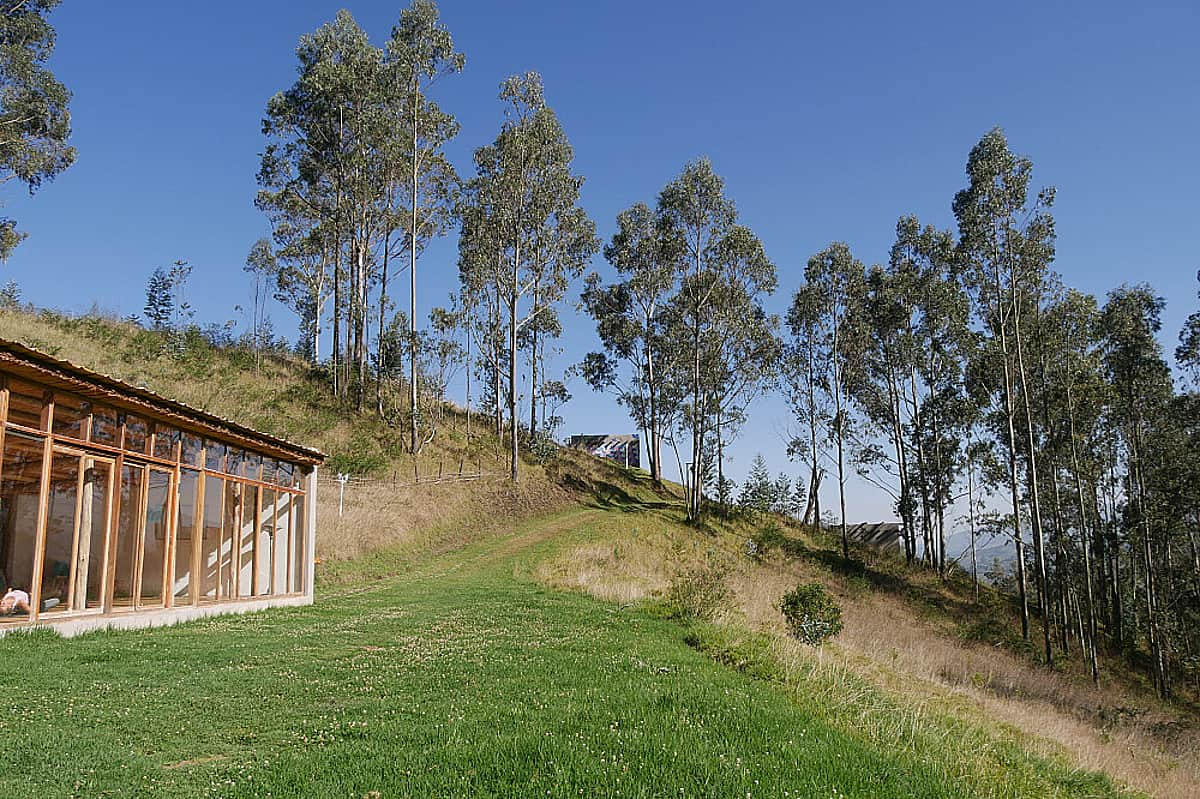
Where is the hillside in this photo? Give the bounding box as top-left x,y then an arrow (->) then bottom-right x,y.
1,307 -> 1198,797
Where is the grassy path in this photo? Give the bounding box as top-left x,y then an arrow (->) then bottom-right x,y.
0,506 -> 1133,797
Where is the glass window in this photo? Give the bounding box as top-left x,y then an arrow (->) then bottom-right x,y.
244,453 -> 262,482
201,475 -> 228,601
258,487 -> 275,596
204,440 -> 227,473
41,452 -> 111,614
261,458 -> 278,486
172,469 -> 198,603
153,424 -> 180,462
278,461 -> 294,488
140,469 -> 170,607
52,393 -> 89,440
226,448 -> 246,478
291,491 -> 306,595
124,415 -> 149,456
181,433 -> 202,467
0,431 -> 45,618
6,379 -> 46,430
239,484 -> 258,598
269,489 -> 290,594
113,464 -> 144,608
90,405 -> 119,447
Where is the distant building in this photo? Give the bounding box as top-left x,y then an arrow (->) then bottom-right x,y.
569,434 -> 640,469
845,522 -> 904,551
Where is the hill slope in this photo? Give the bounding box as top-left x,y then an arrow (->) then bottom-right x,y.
1,307 -> 1197,797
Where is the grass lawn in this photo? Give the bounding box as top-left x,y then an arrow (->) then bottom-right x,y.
0,507 -> 1135,798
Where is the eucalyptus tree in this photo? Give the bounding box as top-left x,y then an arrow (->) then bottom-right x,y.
383,0 -> 463,451
1175,269 -> 1200,384
462,72 -> 597,482
704,226 -> 780,515
791,242 -> 866,559
954,128 -> 1056,660
1042,288 -> 1107,683
580,201 -> 681,484
259,9 -> 388,399
243,238 -> 277,372
1100,284 -> 1174,697
657,158 -> 739,521
0,0 -> 75,260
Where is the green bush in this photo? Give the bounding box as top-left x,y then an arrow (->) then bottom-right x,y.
662,562 -> 730,622
779,582 -> 843,646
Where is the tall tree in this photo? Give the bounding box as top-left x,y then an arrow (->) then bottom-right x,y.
955,127 -> 1056,660
461,72 -> 597,481
384,0 -> 463,449
0,0 -> 75,260
790,242 -> 866,559
657,158 -> 737,522
1100,284 -> 1173,697
581,201 -> 681,485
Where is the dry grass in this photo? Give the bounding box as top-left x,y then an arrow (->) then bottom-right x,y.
314,463 -> 573,569
533,512 -> 1200,799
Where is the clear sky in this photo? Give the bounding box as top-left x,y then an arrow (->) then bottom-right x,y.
3,1 -> 1198,523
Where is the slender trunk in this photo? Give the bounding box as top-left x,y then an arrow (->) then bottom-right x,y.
646,339 -> 661,485
465,302 -> 472,441
1002,347 -> 1030,640
968,452 -> 979,600
1014,314 -> 1052,665
409,98 -> 421,454
529,290 -> 539,438
376,234 -> 391,419
1068,394 -> 1100,684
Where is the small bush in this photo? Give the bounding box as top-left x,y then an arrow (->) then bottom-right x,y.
662,562 -> 730,622
779,582 -> 843,646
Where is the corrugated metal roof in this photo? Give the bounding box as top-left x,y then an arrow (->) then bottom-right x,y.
0,337 -> 325,463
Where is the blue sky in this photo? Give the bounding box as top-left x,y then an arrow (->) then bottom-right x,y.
3,1 -> 1198,522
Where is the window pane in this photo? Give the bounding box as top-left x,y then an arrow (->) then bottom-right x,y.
269,489 -> 290,594
245,453 -> 262,481
278,461 -> 294,489
40,452 -> 78,614
23,449 -> 112,614
52,393 -> 89,440
201,476 -> 229,601
204,440 -> 227,473
261,458 -> 278,486
140,470 -> 170,607
258,487 -> 275,596
239,484 -> 257,598
291,491 -> 306,595
152,424 -> 180,461
113,465 -> 144,608
124,415 -> 149,456
0,431 -> 44,619
226,448 -> 245,478
181,433 -> 202,467
90,405 -> 119,446
172,469 -> 198,602
7,379 -> 46,430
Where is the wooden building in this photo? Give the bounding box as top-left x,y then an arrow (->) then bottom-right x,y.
0,339 -> 323,636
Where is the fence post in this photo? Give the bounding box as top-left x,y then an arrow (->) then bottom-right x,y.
337,472 -> 349,518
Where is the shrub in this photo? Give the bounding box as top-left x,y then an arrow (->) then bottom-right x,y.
779,582 -> 843,646
662,561 -> 730,622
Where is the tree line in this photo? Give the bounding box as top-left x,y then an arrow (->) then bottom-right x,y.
141,3 -> 1195,698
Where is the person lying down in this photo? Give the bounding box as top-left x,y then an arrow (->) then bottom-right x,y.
0,588 -> 59,615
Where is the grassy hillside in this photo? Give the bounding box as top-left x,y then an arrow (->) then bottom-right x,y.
2,307 -> 1197,797
0,505 -> 1144,798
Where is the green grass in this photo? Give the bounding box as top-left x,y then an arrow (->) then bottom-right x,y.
0,507 -> 1136,798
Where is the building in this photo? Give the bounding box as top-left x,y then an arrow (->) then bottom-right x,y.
0,339 -> 323,637
568,434 -> 640,469
846,521 -> 904,551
